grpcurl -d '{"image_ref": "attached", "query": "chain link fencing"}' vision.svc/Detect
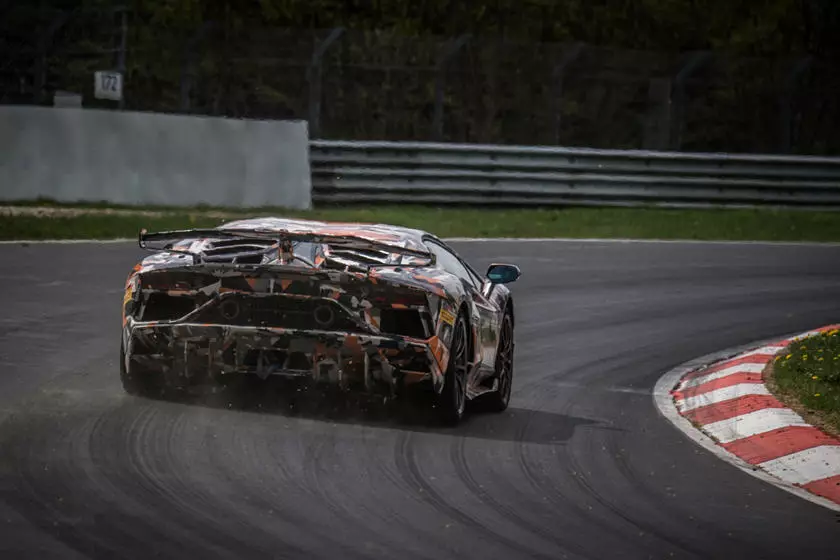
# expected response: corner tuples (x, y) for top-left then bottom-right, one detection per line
(2, 7), (839, 156)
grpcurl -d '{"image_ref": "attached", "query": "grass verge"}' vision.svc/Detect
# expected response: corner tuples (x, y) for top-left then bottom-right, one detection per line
(3, 201), (840, 241)
(768, 328), (840, 437)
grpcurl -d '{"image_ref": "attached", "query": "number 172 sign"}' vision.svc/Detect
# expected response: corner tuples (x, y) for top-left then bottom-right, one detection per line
(94, 71), (123, 101)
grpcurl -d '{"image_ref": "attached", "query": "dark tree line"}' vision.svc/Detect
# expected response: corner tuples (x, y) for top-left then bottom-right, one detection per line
(2, 1), (839, 153)
(19, 0), (831, 55)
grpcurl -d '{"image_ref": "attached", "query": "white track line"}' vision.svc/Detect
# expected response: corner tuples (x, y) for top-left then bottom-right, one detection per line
(675, 383), (771, 413)
(0, 238), (133, 245)
(758, 445), (840, 485)
(444, 237), (840, 247)
(788, 329), (835, 341)
(701, 408), (808, 444)
(653, 334), (840, 513)
(3, 236), (840, 246)
(737, 345), (787, 358)
(679, 362), (766, 390)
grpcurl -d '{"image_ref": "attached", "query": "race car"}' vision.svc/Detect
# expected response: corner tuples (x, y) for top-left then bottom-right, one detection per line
(120, 217), (520, 424)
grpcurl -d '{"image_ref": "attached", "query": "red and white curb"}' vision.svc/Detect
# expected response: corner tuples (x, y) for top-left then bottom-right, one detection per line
(654, 325), (840, 512)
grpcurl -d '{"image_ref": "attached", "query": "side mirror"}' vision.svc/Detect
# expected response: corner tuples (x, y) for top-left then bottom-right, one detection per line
(486, 263), (521, 284)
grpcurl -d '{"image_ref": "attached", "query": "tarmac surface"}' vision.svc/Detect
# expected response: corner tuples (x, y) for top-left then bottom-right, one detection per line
(1, 239), (839, 559)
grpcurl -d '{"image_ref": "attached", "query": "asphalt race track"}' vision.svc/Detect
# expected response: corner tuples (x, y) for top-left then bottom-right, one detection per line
(2, 240), (840, 559)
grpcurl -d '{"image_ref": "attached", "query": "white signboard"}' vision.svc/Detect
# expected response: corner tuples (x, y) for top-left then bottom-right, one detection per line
(94, 71), (123, 101)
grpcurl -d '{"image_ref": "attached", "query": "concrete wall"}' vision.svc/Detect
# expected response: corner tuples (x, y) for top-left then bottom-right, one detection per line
(0, 106), (311, 209)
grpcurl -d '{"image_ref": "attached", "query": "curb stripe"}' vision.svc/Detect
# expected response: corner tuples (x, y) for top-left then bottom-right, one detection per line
(701, 408), (809, 444)
(683, 394), (787, 425)
(673, 372), (763, 400)
(664, 325), (840, 509)
(675, 384), (771, 413)
(681, 354), (774, 380)
(757, 445), (840, 485)
(803, 475), (840, 503)
(720, 426), (840, 464)
(679, 362), (766, 389)
(654, 332), (840, 513)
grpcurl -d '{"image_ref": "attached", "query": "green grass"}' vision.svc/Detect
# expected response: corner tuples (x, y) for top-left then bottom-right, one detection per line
(3, 200), (840, 241)
(771, 329), (840, 436)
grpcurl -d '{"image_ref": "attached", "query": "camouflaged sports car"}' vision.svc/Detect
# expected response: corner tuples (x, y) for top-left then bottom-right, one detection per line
(120, 217), (520, 424)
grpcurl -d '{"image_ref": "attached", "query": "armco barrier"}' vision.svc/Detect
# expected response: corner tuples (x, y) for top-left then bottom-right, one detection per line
(5, 107), (840, 211)
(0, 106), (311, 210)
(310, 140), (840, 209)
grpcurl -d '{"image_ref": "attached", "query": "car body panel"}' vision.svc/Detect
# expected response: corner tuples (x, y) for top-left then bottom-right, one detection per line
(121, 217), (515, 400)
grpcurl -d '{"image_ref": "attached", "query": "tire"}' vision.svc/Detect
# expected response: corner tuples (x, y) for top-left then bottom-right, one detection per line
(119, 341), (166, 398)
(482, 311), (514, 413)
(435, 311), (470, 425)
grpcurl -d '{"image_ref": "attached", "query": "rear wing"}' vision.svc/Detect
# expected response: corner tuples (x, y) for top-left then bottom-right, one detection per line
(138, 227), (434, 267)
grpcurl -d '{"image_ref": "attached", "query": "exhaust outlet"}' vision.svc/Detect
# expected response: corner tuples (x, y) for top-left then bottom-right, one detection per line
(313, 304), (335, 328)
(220, 299), (240, 320)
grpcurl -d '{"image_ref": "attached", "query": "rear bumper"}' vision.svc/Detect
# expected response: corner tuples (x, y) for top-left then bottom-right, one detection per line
(123, 319), (445, 394)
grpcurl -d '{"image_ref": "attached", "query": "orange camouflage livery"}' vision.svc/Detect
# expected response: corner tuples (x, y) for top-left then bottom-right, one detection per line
(120, 216), (520, 425)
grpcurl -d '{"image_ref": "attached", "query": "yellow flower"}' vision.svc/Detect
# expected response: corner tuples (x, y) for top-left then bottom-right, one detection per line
(786, 354), (792, 359)
(815, 393), (821, 397)
(812, 375), (820, 380)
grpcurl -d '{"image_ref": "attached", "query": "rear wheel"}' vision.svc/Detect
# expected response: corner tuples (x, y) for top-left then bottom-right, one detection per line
(435, 312), (469, 425)
(482, 311), (514, 412)
(119, 341), (166, 398)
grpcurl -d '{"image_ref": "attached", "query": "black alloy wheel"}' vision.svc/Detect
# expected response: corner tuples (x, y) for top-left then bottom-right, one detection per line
(477, 310), (514, 413)
(437, 312), (469, 425)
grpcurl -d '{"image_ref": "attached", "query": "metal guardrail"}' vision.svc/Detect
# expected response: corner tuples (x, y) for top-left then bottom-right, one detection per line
(310, 140), (840, 209)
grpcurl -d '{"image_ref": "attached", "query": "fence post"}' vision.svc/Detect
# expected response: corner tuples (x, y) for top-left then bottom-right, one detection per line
(778, 56), (812, 153)
(307, 27), (344, 139)
(179, 22), (215, 113)
(643, 78), (672, 150)
(670, 50), (712, 150)
(552, 43), (585, 144)
(33, 11), (70, 104)
(433, 34), (470, 141)
(116, 7), (127, 110)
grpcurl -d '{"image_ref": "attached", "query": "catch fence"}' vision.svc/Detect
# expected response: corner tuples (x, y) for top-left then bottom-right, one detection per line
(3, 8), (839, 156)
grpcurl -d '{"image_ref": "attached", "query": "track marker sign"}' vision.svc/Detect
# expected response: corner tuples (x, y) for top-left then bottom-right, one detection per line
(94, 71), (123, 101)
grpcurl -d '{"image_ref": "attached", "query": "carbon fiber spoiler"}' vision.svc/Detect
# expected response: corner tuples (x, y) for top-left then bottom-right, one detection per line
(138, 227), (434, 265)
